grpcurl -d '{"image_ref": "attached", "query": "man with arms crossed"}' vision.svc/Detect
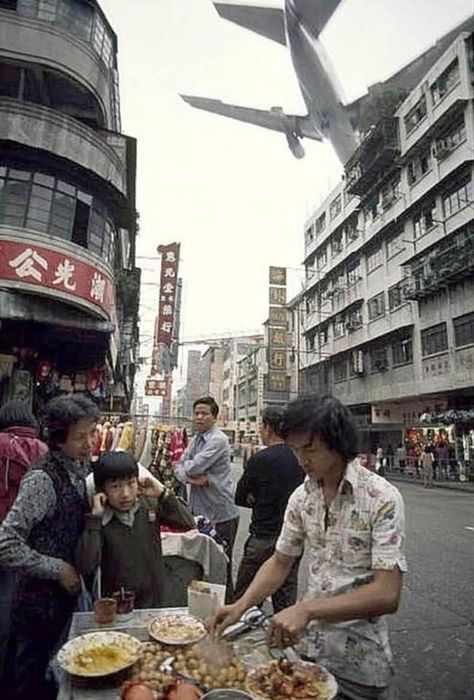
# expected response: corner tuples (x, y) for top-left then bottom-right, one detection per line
(176, 397), (239, 600)
(213, 395), (407, 700)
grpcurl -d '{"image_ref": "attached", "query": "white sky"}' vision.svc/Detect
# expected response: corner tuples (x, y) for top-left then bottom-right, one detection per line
(98, 0), (473, 380)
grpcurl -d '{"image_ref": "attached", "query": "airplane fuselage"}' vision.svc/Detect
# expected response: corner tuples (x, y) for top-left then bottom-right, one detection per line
(285, 0), (358, 163)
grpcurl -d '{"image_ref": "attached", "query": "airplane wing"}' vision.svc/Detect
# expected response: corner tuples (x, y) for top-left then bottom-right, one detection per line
(214, 3), (286, 45)
(180, 95), (322, 140)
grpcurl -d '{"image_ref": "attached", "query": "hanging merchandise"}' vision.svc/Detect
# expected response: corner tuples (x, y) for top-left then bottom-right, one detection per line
(9, 369), (33, 405)
(100, 422), (114, 452)
(59, 374), (74, 392)
(0, 354), (16, 382)
(118, 421), (135, 453)
(149, 425), (183, 494)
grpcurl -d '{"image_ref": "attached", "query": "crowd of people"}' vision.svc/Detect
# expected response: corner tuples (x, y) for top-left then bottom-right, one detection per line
(0, 392), (407, 700)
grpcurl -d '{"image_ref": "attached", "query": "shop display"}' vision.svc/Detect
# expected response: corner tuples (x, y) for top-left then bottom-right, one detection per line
(150, 425), (188, 493)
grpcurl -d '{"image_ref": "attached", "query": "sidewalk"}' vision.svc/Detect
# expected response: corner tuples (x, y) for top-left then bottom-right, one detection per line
(387, 472), (474, 493)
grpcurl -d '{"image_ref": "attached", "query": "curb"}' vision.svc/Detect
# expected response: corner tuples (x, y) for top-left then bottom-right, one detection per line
(387, 474), (474, 494)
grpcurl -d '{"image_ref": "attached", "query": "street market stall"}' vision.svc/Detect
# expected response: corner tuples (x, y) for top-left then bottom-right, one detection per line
(57, 608), (338, 700)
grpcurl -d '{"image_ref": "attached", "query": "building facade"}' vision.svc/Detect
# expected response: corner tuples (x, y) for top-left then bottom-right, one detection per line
(0, 0), (139, 412)
(301, 31), (474, 465)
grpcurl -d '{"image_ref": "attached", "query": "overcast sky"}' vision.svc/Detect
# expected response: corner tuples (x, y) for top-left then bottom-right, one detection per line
(99, 0), (473, 382)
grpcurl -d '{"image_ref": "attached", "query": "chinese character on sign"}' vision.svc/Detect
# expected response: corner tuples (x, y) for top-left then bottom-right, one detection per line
(269, 329), (286, 347)
(9, 248), (48, 282)
(164, 267), (176, 278)
(268, 371), (287, 392)
(269, 306), (288, 327)
(165, 251), (176, 263)
(52, 258), (76, 291)
(162, 282), (175, 295)
(269, 266), (287, 286)
(270, 349), (287, 370)
(269, 286), (286, 306)
(90, 272), (106, 303)
(162, 304), (173, 316)
(161, 321), (172, 334)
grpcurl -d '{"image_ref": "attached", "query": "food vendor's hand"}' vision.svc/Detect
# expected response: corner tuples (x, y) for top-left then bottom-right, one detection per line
(187, 475), (208, 487)
(59, 561), (81, 596)
(138, 477), (165, 498)
(91, 492), (107, 518)
(210, 602), (245, 636)
(267, 601), (311, 648)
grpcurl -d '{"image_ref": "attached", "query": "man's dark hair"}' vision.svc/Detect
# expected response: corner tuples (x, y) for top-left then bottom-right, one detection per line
(0, 400), (38, 432)
(93, 451), (139, 491)
(42, 394), (99, 448)
(281, 394), (358, 461)
(193, 396), (219, 418)
(261, 405), (285, 437)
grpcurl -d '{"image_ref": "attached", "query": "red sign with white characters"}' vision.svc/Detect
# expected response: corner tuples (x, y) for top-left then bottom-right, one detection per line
(156, 243), (180, 347)
(0, 238), (115, 321)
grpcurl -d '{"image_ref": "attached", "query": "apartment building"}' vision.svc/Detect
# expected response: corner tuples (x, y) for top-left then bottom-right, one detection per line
(301, 30), (474, 457)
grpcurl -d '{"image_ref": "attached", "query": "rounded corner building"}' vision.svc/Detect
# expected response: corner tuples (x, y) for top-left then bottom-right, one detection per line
(0, 0), (139, 414)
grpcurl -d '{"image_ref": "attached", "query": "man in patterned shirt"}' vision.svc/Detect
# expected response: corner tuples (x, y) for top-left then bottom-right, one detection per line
(213, 394), (407, 700)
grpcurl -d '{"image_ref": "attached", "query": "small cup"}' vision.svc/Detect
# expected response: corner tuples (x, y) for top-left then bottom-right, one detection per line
(112, 590), (135, 619)
(93, 597), (117, 625)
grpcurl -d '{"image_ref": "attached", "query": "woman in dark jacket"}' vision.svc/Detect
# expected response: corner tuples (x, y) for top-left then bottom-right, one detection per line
(0, 400), (47, 686)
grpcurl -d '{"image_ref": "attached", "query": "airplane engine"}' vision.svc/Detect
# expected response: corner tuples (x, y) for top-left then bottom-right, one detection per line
(286, 131), (305, 159)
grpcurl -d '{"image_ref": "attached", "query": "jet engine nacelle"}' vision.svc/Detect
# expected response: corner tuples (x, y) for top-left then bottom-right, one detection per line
(286, 131), (305, 159)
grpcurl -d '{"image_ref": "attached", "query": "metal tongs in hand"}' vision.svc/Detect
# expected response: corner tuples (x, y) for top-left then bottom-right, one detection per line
(222, 607), (300, 661)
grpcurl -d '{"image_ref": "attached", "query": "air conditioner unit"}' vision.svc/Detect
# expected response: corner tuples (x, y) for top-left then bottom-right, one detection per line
(374, 359), (388, 371)
(432, 140), (451, 160)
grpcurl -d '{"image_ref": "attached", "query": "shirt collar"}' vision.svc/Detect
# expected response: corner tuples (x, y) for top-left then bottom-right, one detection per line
(102, 499), (141, 527)
(196, 426), (217, 443)
(303, 459), (358, 496)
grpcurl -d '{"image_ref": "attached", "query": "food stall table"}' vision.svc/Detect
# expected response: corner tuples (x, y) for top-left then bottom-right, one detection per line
(57, 607), (275, 700)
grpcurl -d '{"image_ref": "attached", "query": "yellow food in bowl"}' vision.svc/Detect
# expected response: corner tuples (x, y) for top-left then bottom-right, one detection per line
(70, 644), (133, 675)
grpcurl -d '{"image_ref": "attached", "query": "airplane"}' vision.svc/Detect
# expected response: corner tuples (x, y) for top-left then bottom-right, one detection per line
(181, 1), (474, 162)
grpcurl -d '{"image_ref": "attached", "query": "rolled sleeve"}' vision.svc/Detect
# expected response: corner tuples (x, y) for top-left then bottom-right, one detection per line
(275, 488), (305, 558)
(0, 470), (64, 579)
(371, 487), (408, 573)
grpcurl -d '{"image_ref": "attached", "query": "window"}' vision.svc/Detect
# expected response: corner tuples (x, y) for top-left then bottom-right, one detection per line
(380, 176), (400, 210)
(407, 149), (432, 185)
(345, 310), (363, 331)
(413, 201), (437, 237)
(0, 166), (116, 262)
(368, 292), (385, 320)
(387, 229), (405, 258)
(307, 334), (315, 351)
(333, 355), (347, 382)
(430, 60), (460, 104)
(421, 323), (448, 356)
(388, 282), (406, 310)
(433, 117), (466, 160)
(369, 346), (388, 373)
(319, 326), (329, 345)
(367, 246), (383, 272)
(454, 312), (474, 347)
(334, 315), (344, 338)
(305, 225), (314, 245)
(392, 335), (413, 365)
(316, 247), (327, 270)
(347, 260), (361, 285)
(56, 0), (93, 42)
(345, 216), (358, 243)
(331, 233), (343, 257)
(350, 349), (365, 376)
(315, 212), (326, 234)
(330, 194), (342, 220)
(0, 0), (17, 9)
(404, 96), (427, 135)
(442, 179), (472, 218)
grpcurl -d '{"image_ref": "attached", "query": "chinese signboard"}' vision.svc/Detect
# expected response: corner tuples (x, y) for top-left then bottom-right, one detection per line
(0, 236), (115, 320)
(156, 243), (180, 347)
(145, 378), (169, 397)
(267, 266), (288, 395)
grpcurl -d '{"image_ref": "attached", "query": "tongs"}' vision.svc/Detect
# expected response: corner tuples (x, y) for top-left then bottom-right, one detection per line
(222, 607), (300, 661)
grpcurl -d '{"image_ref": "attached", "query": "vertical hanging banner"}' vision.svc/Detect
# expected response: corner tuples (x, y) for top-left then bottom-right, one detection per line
(268, 266), (289, 394)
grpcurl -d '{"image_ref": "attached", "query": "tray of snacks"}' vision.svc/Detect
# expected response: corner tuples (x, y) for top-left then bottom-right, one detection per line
(57, 631), (142, 678)
(245, 658), (338, 700)
(148, 614), (207, 646)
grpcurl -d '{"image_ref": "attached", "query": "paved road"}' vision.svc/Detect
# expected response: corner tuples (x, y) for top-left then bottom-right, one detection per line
(230, 462), (474, 699)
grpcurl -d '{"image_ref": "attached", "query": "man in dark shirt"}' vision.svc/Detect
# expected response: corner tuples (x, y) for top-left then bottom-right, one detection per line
(234, 406), (304, 612)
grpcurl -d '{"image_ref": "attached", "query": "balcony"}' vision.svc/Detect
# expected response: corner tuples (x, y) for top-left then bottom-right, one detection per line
(345, 118), (400, 197)
(0, 99), (131, 206)
(404, 226), (474, 300)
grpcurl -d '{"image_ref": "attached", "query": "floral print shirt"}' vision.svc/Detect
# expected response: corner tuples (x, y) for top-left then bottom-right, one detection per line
(276, 460), (407, 688)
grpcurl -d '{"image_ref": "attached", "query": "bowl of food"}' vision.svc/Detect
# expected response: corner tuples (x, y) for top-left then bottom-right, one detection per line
(57, 631), (141, 678)
(245, 658), (338, 700)
(148, 613), (207, 646)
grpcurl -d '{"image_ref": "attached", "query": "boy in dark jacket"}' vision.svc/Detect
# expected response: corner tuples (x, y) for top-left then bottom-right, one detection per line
(77, 451), (195, 608)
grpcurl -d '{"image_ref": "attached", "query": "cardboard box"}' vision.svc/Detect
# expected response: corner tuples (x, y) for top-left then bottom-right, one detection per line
(187, 581), (226, 620)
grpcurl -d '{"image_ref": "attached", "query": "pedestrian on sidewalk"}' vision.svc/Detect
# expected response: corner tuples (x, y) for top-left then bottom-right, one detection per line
(212, 394), (407, 700)
(175, 397), (239, 601)
(234, 406), (304, 612)
(0, 394), (99, 700)
(0, 400), (48, 685)
(422, 446), (434, 488)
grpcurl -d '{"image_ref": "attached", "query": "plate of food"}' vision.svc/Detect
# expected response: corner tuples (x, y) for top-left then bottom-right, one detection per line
(148, 613), (207, 646)
(245, 658), (338, 700)
(57, 631), (142, 678)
